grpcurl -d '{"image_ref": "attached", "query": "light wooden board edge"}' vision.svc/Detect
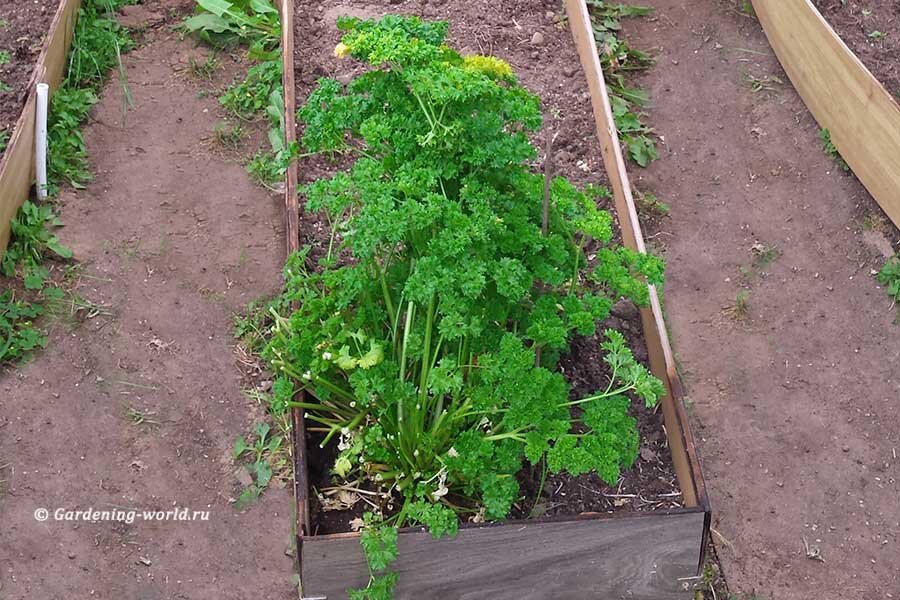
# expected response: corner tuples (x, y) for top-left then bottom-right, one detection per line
(303, 510), (706, 599)
(751, 0), (900, 228)
(0, 0), (82, 256)
(563, 0), (708, 517)
(279, 1), (310, 596)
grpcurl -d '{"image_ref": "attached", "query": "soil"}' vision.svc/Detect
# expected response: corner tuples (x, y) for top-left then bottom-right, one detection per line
(0, 0), (56, 151)
(0, 1), (295, 598)
(619, 1), (900, 598)
(293, 0), (682, 538)
(813, 0), (900, 98)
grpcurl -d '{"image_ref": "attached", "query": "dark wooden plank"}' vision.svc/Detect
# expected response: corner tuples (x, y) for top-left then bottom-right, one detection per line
(302, 511), (704, 599)
(280, 0), (308, 541)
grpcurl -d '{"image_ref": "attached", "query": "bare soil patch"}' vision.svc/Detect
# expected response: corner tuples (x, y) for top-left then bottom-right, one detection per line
(293, 0), (682, 538)
(0, 3), (294, 597)
(622, 1), (900, 597)
(813, 0), (900, 98)
(0, 0), (56, 149)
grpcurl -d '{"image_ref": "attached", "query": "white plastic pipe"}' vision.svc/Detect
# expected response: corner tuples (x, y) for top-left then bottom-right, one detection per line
(35, 82), (49, 201)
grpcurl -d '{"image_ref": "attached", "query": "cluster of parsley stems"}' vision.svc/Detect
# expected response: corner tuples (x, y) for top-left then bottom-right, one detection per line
(273, 83), (640, 511)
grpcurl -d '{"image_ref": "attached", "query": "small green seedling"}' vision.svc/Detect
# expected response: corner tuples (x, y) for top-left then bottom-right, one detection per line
(213, 121), (244, 150)
(731, 290), (750, 320)
(188, 53), (219, 79)
(232, 422), (283, 508)
(0, 50), (10, 65)
(818, 128), (849, 172)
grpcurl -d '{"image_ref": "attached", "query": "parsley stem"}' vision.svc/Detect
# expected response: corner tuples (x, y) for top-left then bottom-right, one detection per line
(559, 384), (635, 407)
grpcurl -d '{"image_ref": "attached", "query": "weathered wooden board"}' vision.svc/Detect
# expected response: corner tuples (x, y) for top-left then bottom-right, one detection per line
(751, 0), (900, 228)
(280, 0), (310, 547)
(302, 511), (704, 599)
(564, 0), (707, 513)
(0, 0), (81, 256)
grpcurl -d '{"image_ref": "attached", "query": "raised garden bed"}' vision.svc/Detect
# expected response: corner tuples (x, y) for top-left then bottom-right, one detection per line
(279, 1), (708, 598)
(0, 1), (56, 151)
(751, 0), (900, 229)
(0, 0), (81, 254)
(812, 0), (899, 97)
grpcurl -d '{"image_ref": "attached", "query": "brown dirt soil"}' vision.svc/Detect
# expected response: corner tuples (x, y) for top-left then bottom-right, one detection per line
(813, 0), (900, 98)
(293, 0), (683, 538)
(0, 0), (56, 149)
(0, 2), (295, 598)
(621, 1), (900, 598)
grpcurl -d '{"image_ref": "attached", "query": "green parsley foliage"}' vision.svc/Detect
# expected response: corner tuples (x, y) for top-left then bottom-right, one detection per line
(263, 16), (665, 597)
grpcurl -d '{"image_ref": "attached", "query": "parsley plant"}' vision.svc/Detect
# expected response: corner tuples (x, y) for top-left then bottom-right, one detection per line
(263, 16), (665, 597)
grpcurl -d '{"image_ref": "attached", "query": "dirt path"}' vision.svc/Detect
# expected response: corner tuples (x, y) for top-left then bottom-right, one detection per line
(624, 1), (900, 597)
(0, 5), (295, 598)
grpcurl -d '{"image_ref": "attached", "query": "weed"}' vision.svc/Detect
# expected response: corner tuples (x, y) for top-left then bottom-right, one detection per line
(213, 121), (245, 150)
(730, 290), (750, 320)
(188, 53), (219, 79)
(818, 128), (849, 172)
(635, 189), (670, 216)
(0, 127), (8, 153)
(751, 243), (779, 269)
(587, 1), (658, 166)
(862, 212), (887, 232)
(182, 0), (280, 54)
(234, 295), (282, 353)
(741, 70), (783, 94)
(0, 291), (46, 364)
(232, 421), (285, 508)
(220, 58), (281, 119)
(868, 30), (887, 40)
(245, 88), (297, 189)
(1, 201), (72, 280)
(126, 407), (159, 426)
(877, 254), (900, 305)
(739, 0), (755, 16)
(47, 87), (98, 190)
(0, 50), (9, 65)
(66, 0), (135, 91)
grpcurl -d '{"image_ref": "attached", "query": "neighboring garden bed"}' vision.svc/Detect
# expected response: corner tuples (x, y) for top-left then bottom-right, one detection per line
(0, 1), (56, 154)
(812, 0), (899, 97)
(276, 2), (706, 599)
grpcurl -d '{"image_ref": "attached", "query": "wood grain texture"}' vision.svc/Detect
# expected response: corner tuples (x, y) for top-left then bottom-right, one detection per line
(302, 511), (704, 599)
(563, 0), (706, 511)
(280, 0), (310, 564)
(751, 0), (900, 227)
(0, 0), (81, 256)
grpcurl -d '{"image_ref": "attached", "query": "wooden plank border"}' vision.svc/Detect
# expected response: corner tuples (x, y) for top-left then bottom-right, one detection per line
(303, 509), (706, 599)
(751, 0), (900, 228)
(563, 0), (708, 519)
(0, 0), (82, 256)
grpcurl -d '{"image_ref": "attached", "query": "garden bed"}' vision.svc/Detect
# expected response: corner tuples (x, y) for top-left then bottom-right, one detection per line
(284, 0), (707, 598)
(0, 0), (80, 254)
(812, 0), (899, 97)
(751, 0), (900, 229)
(0, 1), (56, 153)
